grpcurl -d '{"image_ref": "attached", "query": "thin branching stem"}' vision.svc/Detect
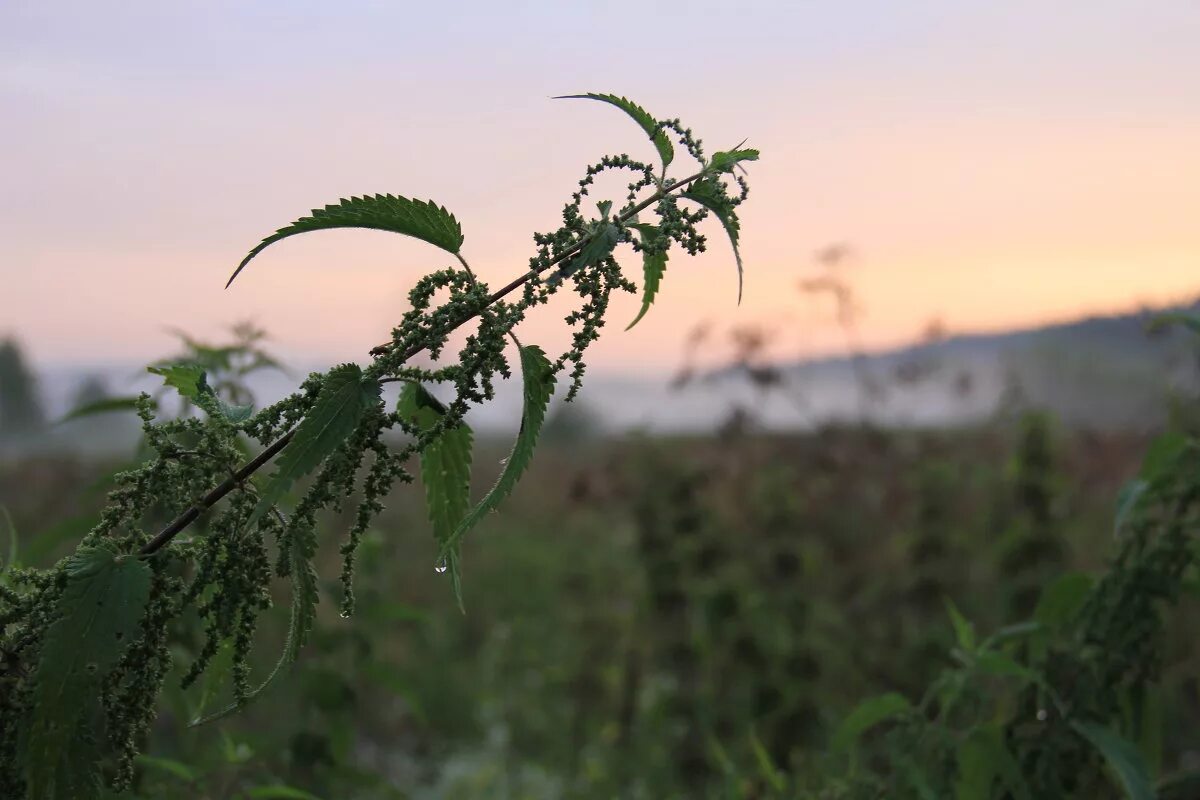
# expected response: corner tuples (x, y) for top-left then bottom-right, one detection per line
(140, 170), (706, 557)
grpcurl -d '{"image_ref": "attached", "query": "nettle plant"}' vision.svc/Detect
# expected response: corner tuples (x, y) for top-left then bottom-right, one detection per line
(0, 94), (758, 798)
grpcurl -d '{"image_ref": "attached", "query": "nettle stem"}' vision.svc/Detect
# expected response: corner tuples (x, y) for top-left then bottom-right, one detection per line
(139, 171), (706, 557)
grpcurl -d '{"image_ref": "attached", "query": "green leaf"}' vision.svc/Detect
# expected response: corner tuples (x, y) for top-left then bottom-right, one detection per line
(148, 363), (252, 422)
(149, 363), (208, 401)
(749, 729), (786, 792)
(134, 755), (198, 783)
(228, 194), (465, 287)
(944, 598), (976, 652)
(549, 222), (619, 288)
(973, 651), (1040, 685)
(555, 93), (674, 168)
(59, 396), (144, 424)
(1034, 572), (1094, 630)
(246, 786), (324, 800)
(441, 344), (555, 560)
(248, 364), (381, 530)
(682, 177), (744, 303)
(1115, 479), (1149, 537)
(956, 726), (1031, 800)
(626, 224), (668, 330)
(832, 692), (911, 753)
(1072, 721), (1156, 800)
(398, 383), (474, 609)
(24, 544), (152, 799)
(0, 506), (17, 576)
(1141, 431), (1189, 486)
(710, 148), (760, 174)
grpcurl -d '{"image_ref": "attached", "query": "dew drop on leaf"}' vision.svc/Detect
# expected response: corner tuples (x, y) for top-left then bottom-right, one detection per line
(434, 560), (448, 574)
(1036, 709), (1048, 721)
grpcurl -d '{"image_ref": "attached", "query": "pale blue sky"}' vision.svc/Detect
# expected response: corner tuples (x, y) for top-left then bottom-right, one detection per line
(4, 1), (1199, 370)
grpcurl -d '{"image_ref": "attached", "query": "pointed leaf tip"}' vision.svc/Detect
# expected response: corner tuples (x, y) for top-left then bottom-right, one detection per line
(555, 93), (674, 168)
(227, 194), (464, 286)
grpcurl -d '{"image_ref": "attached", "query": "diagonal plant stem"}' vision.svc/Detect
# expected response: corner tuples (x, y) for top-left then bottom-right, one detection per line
(140, 170), (708, 556)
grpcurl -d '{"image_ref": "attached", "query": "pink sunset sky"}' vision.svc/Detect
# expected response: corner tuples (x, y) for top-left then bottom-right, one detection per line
(3, 1), (1199, 374)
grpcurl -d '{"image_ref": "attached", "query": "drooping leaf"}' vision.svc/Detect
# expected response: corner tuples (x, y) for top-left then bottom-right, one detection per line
(555, 93), (674, 168)
(832, 692), (911, 753)
(626, 224), (668, 330)
(1034, 572), (1094, 630)
(682, 177), (744, 303)
(442, 345), (555, 558)
(59, 396), (144, 424)
(148, 364), (208, 402)
(709, 147), (760, 174)
(228, 194), (465, 287)
(24, 544), (152, 799)
(548, 222), (619, 288)
(398, 383), (474, 609)
(247, 364), (381, 530)
(1072, 721), (1156, 800)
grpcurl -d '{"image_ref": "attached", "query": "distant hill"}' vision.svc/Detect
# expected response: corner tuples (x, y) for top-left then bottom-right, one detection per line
(5, 299), (1198, 460)
(734, 297), (1200, 428)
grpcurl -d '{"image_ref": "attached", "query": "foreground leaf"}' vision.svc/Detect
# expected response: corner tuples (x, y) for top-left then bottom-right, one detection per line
(555, 93), (674, 168)
(248, 364), (381, 530)
(399, 383), (474, 608)
(228, 194), (465, 286)
(682, 177), (744, 303)
(24, 544), (151, 799)
(1072, 721), (1155, 800)
(626, 224), (668, 330)
(443, 345), (555, 558)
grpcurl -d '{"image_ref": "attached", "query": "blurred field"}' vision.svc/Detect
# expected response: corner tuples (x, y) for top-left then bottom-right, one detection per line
(4, 414), (1194, 798)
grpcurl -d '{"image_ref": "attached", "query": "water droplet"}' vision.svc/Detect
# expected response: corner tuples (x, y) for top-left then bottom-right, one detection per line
(339, 610), (351, 619)
(1036, 709), (1048, 722)
(499, 457), (509, 465)
(434, 560), (448, 574)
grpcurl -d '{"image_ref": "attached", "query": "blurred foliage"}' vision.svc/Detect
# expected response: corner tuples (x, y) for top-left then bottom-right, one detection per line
(0, 338), (45, 440)
(5, 398), (1197, 796)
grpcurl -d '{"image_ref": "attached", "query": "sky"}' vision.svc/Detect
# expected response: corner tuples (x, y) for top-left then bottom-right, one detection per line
(3, 0), (1200, 374)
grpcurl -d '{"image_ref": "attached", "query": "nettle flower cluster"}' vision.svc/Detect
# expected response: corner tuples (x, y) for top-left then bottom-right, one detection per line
(0, 94), (758, 798)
